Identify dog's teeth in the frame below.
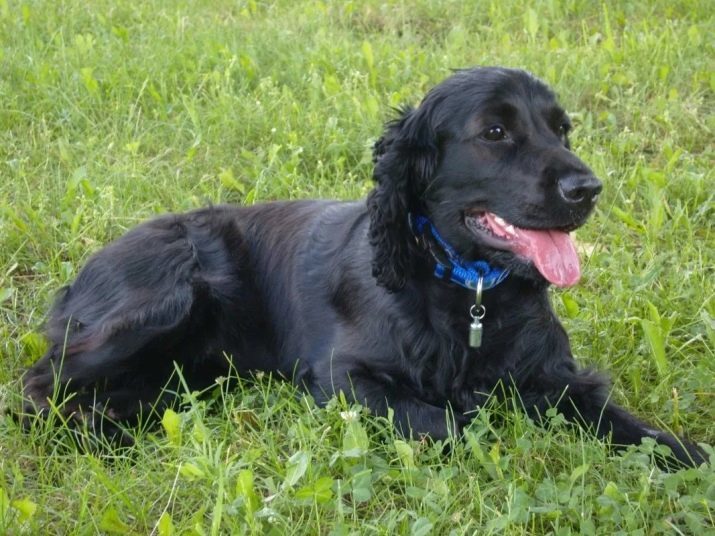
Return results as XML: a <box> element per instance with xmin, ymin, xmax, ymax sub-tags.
<box><xmin>493</xmin><ymin>215</ymin><xmax>506</xmax><ymax>226</ymax></box>
<box><xmin>505</xmin><ymin>225</ymin><xmax>516</xmax><ymax>235</ymax></box>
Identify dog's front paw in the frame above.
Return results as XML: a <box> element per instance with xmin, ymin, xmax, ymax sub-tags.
<box><xmin>652</xmin><ymin>432</ymin><xmax>708</xmax><ymax>470</ymax></box>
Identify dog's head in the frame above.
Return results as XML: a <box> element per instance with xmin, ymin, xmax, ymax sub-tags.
<box><xmin>368</xmin><ymin>67</ymin><xmax>601</xmax><ymax>291</ymax></box>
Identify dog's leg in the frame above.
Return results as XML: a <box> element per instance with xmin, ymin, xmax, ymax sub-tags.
<box><xmin>527</xmin><ymin>372</ymin><xmax>707</xmax><ymax>468</ymax></box>
<box><xmin>309</xmin><ymin>367</ymin><xmax>466</xmax><ymax>440</ymax></box>
<box><xmin>27</xmin><ymin>384</ymin><xmax>179</xmax><ymax>447</ymax></box>
<box><xmin>588</xmin><ymin>402</ymin><xmax>706</xmax><ymax>468</ymax></box>
<box><xmin>22</xmin><ymin>211</ymin><xmax>247</xmax><ymax>437</ymax></box>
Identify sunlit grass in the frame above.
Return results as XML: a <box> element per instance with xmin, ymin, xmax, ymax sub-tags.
<box><xmin>1</xmin><ymin>0</ymin><xmax>713</xmax><ymax>533</ymax></box>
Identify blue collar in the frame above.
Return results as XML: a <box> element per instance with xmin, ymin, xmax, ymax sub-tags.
<box><xmin>409</xmin><ymin>213</ymin><xmax>509</xmax><ymax>291</ymax></box>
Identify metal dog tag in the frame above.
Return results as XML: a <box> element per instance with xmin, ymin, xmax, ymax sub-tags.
<box><xmin>469</xmin><ymin>276</ymin><xmax>486</xmax><ymax>348</ymax></box>
<box><xmin>469</xmin><ymin>317</ymin><xmax>483</xmax><ymax>348</ymax></box>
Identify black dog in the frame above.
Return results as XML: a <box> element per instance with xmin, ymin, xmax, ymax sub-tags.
<box><xmin>22</xmin><ymin>67</ymin><xmax>705</xmax><ymax>466</ymax></box>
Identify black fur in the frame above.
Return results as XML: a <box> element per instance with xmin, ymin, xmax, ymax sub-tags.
<box><xmin>22</xmin><ymin>67</ymin><xmax>705</xmax><ymax>467</ymax></box>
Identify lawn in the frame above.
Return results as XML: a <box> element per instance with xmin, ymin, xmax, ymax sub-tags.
<box><xmin>1</xmin><ymin>0</ymin><xmax>713</xmax><ymax>533</ymax></box>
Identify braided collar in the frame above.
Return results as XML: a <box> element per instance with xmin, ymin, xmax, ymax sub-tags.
<box><xmin>409</xmin><ymin>213</ymin><xmax>509</xmax><ymax>291</ymax></box>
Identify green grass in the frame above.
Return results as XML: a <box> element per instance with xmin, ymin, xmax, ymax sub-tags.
<box><xmin>1</xmin><ymin>0</ymin><xmax>714</xmax><ymax>533</ymax></box>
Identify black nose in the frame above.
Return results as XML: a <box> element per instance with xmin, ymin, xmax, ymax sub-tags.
<box><xmin>557</xmin><ymin>175</ymin><xmax>603</xmax><ymax>204</ymax></box>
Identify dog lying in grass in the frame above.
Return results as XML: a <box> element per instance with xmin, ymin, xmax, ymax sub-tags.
<box><xmin>22</xmin><ymin>67</ymin><xmax>706</xmax><ymax>468</ymax></box>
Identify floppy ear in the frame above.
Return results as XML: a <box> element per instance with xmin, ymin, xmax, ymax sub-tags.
<box><xmin>367</xmin><ymin>104</ymin><xmax>439</xmax><ymax>291</ymax></box>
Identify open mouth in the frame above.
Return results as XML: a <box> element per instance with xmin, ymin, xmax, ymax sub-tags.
<box><xmin>464</xmin><ymin>211</ymin><xmax>581</xmax><ymax>288</ymax></box>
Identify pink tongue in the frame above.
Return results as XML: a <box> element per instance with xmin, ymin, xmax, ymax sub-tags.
<box><xmin>512</xmin><ymin>228</ymin><xmax>581</xmax><ymax>287</ymax></box>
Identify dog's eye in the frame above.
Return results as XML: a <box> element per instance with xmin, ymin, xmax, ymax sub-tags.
<box><xmin>558</xmin><ymin>123</ymin><xmax>571</xmax><ymax>138</ymax></box>
<box><xmin>482</xmin><ymin>125</ymin><xmax>507</xmax><ymax>141</ymax></box>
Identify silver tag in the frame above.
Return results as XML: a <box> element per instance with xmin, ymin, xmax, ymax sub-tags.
<box><xmin>469</xmin><ymin>276</ymin><xmax>486</xmax><ymax>349</ymax></box>
<box><xmin>469</xmin><ymin>318</ymin><xmax>483</xmax><ymax>348</ymax></box>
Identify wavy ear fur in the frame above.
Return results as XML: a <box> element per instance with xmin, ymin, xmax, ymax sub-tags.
<box><xmin>367</xmin><ymin>104</ymin><xmax>439</xmax><ymax>291</ymax></box>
